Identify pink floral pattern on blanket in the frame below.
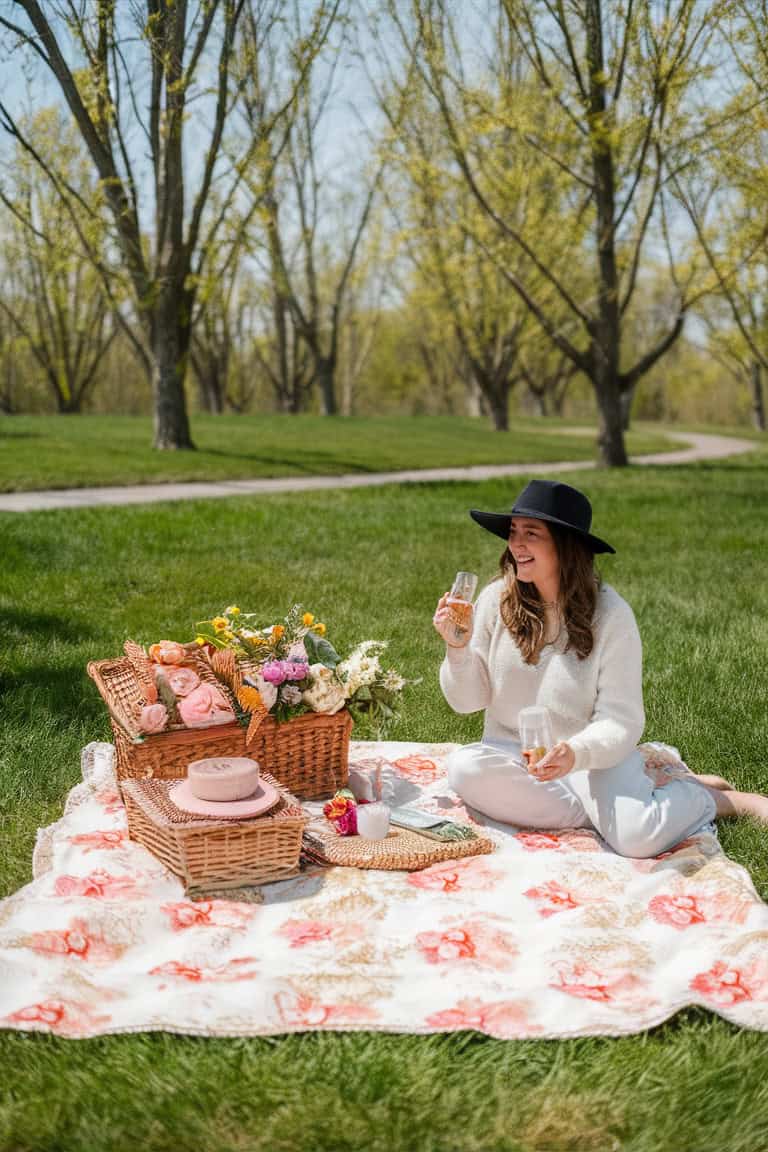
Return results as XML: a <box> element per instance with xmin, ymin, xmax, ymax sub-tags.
<box><xmin>22</xmin><ymin>917</ymin><xmax>122</xmax><ymax>964</ymax></box>
<box><xmin>1</xmin><ymin>739</ymin><xmax>767</xmax><ymax>1041</ymax></box>
<box><xmin>53</xmin><ymin>870</ymin><xmax>145</xmax><ymax>899</ymax></box>
<box><xmin>407</xmin><ymin>856</ymin><xmax>504</xmax><ymax>893</ymax></box>
<box><xmin>4</xmin><ymin>998</ymin><xmax>112</xmax><ymax>1037</ymax></box>
<box><xmin>391</xmin><ymin>754</ymin><xmax>446</xmax><ymax>785</ymax></box>
<box><xmin>416</xmin><ymin>918</ymin><xmax>516</xmax><ymax>969</ymax></box>
<box><xmin>150</xmin><ymin>957</ymin><xmax>259</xmax><ymax>984</ymax></box>
<box><xmin>425</xmin><ymin>997</ymin><xmax>542</xmax><ymax>1038</ymax></box>
<box><xmin>524</xmin><ymin>880</ymin><xmax>581</xmax><ymax>917</ymax></box>
<box><xmin>68</xmin><ymin>830</ymin><xmax>128</xmax><ymax>853</ymax></box>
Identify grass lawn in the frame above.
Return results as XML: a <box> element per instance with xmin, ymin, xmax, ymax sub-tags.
<box><xmin>0</xmin><ymin>413</ymin><xmax>683</xmax><ymax>492</ymax></box>
<box><xmin>2</xmin><ymin>450</ymin><xmax>768</xmax><ymax>1151</ymax></box>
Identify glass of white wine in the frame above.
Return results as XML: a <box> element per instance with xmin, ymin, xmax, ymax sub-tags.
<box><xmin>447</xmin><ymin>571</ymin><xmax>478</xmax><ymax>642</ymax></box>
<box><xmin>519</xmin><ymin>706</ymin><xmax>553</xmax><ymax>772</ymax></box>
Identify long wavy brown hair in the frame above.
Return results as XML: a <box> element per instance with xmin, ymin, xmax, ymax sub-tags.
<box><xmin>498</xmin><ymin>521</ymin><xmax>599</xmax><ymax>664</ymax></box>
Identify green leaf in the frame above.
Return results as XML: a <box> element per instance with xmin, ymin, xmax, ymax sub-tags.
<box><xmin>304</xmin><ymin>631</ymin><xmax>341</xmax><ymax>668</ymax></box>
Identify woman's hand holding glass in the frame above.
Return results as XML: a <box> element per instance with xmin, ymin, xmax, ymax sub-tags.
<box><xmin>527</xmin><ymin>741</ymin><xmax>575</xmax><ymax>781</ymax></box>
<box><xmin>433</xmin><ymin>591</ymin><xmax>474</xmax><ymax>648</ymax></box>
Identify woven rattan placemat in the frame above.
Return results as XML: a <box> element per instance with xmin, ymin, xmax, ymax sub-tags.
<box><xmin>122</xmin><ymin>773</ymin><xmax>304</xmax><ymax>827</ymax></box>
<box><xmin>302</xmin><ymin>817</ymin><xmax>495</xmax><ymax>871</ymax></box>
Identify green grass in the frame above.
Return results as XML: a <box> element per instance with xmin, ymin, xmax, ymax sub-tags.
<box><xmin>0</xmin><ymin>413</ymin><xmax>682</xmax><ymax>492</ymax></box>
<box><xmin>2</xmin><ymin>450</ymin><xmax>768</xmax><ymax>1151</ymax></box>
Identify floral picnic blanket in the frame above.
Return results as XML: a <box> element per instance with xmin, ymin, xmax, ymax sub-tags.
<box><xmin>1</xmin><ymin>741</ymin><xmax>767</xmax><ymax>1040</ymax></box>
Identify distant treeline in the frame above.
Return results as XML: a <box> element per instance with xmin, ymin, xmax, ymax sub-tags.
<box><xmin>0</xmin><ymin>1</ymin><xmax>766</xmax><ymax>460</ymax></box>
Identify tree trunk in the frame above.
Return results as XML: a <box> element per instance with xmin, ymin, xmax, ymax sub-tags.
<box><xmin>316</xmin><ymin>355</ymin><xmax>337</xmax><ymax>415</ymax></box>
<box><xmin>475</xmin><ymin>369</ymin><xmax>509</xmax><ymax>430</ymax></box>
<box><xmin>151</xmin><ymin>293</ymin><xmax>194</xmax><ymax>449</ymax></box>
<box><xmin>619</xmin><ymin>383</ymin><xmax>634</xmax><ymax>431</ymax></box>
<box><xmin>586</xmin><ymin>0</ymin><xmax>628</xmax><ymax>468</ymax></box>
<box><xmin>595</xmin><ymin>367</ymin><xmax>628</xmax><ymax>465</ymax></box>
<box><xmin>751</xmin><ymin>360</ymin><xmax>766</xmax><ymax>432</ymax></box>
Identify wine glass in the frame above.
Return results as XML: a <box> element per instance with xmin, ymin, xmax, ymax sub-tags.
<box><xmin>447</xmin><ymin>571</ymin><xmax>478</xmax><ymax>641</ymax></box>
<box><xmin>519</xmin><ymin>706</ymin><xmax>553</xmax><ymax>771</ymax></box>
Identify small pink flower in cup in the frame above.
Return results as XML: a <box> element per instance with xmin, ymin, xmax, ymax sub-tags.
<box><xmin>177</xmin><ymin>683</ymin><xmax>235</xmax><ymax>728</ymax></box>
<box><xmin>164</xmin><ymin>666</ymin><xmax>200</xmax><ymax>697</ymax></box>
<box><xmin>139</xmin><ymin>702</ymin><xmax>168</xmax><ymax>734</ymax></box>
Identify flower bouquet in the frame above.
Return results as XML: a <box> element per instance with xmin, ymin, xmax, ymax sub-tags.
<box><xmin>193</xmin><ymin>604</ymin><xmax>413</xmax><ymax>739</ymax></box>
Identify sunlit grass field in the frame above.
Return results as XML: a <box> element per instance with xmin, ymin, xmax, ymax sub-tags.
<box><xmin>1</xmin><ymin>449</ymin><xmax>768</xmax><ymax>1151</ymax></box>
<box><xmin>0</xmin><ymin>412</ymin><xmax>682</xmax><ymax>492</ymax></box>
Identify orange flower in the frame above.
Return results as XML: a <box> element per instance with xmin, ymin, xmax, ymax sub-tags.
<box><xmin>302</xmin><ymin>612</ymin><xmax>315</xmax><ymax>626</ymax></box>
<box><xmin>313</xmin><ymin>622</ymin><xmax>326</xmax><ymax>636</ymax></box>
<box><xmin>148</xmin><ymin>641</ymin><xmax>186</xmax><ymax>665</ymax></box>
<box><xmin>272</xmin><ymin>625</ymin><xmax>285</xmax><ymax>641</ymax></box>
<box><xmin>323</xmin><ymin>794</ymin><xmax>352</xmax><ymax>820</ymax></box>
<box><xmin>237</xmin><ymin>686</ymin><xmax>264</xmax><ymax>713</ymax></box>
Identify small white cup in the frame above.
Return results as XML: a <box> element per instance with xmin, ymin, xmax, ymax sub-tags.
<box><xmin>356</xmin><ymin>801</ymin><xmax>391</xmax><ymax>840</ymax></box>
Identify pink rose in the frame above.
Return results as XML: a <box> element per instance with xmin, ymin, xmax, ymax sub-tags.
<box><xmin>177</xmin><ymin>683</ymin><xmax>235</xmax><ymax>728</ymax></box>
<box><xmin>262</xmin><ymin>661</ymin><xmax>287</xmax><ymax>685</ymax></box>
<box><xmin>287</xmin><ymin>641</ymin><xmax>308</xmax><ymax>663</ymax></box>
<box><xmin>284</xmin><ymin>660</ymin><xmax>309</xmax><ymax>681</ymax></box>
<box><xmin>139</xmin><ymin>703</ymin><xmax>168</xmax><ymax>734</ymax></box>
<box><xmin>164</xmin><ymin>666</ymin><xmax>200</xmax><ymax>697</ymax></box>
<box><xmin>334</xmin><ymin>807</ymin><xmax>358</xmax><ymax>836</ymax></box>
<box><xmin>148</xmin><ymin>641</ymin><xmax>187</xmax><ymax>665</ymax></box>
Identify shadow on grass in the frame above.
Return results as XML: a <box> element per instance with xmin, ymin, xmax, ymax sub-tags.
<box><xmin>1</xmin><ymin>662</ymin><xmax>102</xmax><ymax>726</ymax></box>
<box><xmin>200</xmin><ymin>448</ymin><xmax>384</xmax><ymax>474</ymax></box>
<box><xmin>0</xmin><ymin>606</ymin><xmax>88</xmax><ymax>646</ymax></box>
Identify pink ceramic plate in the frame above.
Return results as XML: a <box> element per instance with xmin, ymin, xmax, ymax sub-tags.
<box><xmin>168</xmin><ymin>777</ymin><xmax>280</xmax><ymax>820</ymax></box>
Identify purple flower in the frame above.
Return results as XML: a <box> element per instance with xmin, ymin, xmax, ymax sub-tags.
<box><xmin>262</xmin><ymin>661</ymin><xmax>288</xmax><ymax>685</ymax></box>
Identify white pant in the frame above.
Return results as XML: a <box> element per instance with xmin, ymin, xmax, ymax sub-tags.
<box><xmin>445</xmin><ymin>740</ymin><xmax>718</xmax><ymax>859</ymax></box>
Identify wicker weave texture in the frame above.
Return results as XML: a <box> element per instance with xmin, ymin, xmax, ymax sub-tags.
<box><xmin>123</xmin><ymin>774</ymin><xmax>307</xmax><ymax>893</ymax></box>
<box><xmin>87</xmin><ymin>656</ymin><xmax>352</xmax><ymax>798</ymax></box>
<box><xmin>303</xmin><ymin>820</ymin><xmax>495</xmax><ymax>871</ymax></box>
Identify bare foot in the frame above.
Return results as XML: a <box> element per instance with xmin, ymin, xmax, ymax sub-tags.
<box><xmin>707</xmin><ymin>787</ymin><xmax>768</xmax><ymax>822</ymax></box>
<box><xmin>693</xmin><ymin>773</ymin><xmax>735</xmax><ymax>791</ymax></box>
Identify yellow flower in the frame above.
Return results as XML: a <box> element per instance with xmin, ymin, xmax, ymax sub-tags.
<box><xmin>212</xmin><ymin>616</ymin><xmax>228</xmax><ymax>633</ymax></box>
<box><xmin>272</xmin><ymin>625</ymin><xmax>285</xmax><ymax>641</ymax></box>
<box><xmin>225</xmin><ymin>605</ymin><xmax>241</xmax><ymax>615</ymax></box>
<box><xmin>302</xmin><ymin>612</ymin><xmax>315</xmax><ymax>626</ymax></box>
<box><xmin>222</xmin><ymin>630</ymin><xmax>235</xmax><ymax>641</ymax></box>
<box><xmin>313</xmin><ymin>622</ymin><xmax>326</xmax><ymax>636</ymax></box>
<box><xmin>195</xmin><ymin>635</ymin><xmax>206</xmax><ymax>646</ymax></box>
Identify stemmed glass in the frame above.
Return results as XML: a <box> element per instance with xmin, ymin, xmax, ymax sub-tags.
<box><xmin>447</xmin><ymin>571</ymin><xmax>478</xmax><ymax>643</ymax></box>
<box><xmin>519</xmin><ymin>706</ymin><xmax>553</xmax><ymax>771</ymax></box>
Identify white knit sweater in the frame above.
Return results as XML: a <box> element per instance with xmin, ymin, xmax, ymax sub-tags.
<box><xmin>439</xmin><ymin>580</ymin><xmax>645</xmax><ymax>773</ymax></box>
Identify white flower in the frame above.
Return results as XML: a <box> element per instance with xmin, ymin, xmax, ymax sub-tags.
<box><xmin>254</xmin><ymin>675</ymin><xmax>277</xmax><ymax>711</ymax></box>
<box><xmin>301</xmin><ymin>663</ymin><xmax>346</xmax><ymax>714</ymax></box>
<box><xmin>383</xmin><ymin>669</ymin><xmax>405</xmax><ymax>692</ymax></box>
<box><xmin>281</xmin><ymin>684</ymin><xmax>302</xmax><ymax>706</ymax></box>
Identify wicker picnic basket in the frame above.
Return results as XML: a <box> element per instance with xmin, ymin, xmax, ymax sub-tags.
<box><xmin>87</xmin><ymin>649</ymin><xmax>352</xmax><ymax>799</ymax></box>
<box><xmin>122</xmin><ymin>773</ymin><xmax>307</xmax><ymax>896</ymax></box>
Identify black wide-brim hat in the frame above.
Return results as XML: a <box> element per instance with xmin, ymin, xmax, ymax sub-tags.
<box><xmin>470</xmin><ymin>479</ymin><xmax>615</xmax><ymax>554</ymax></box>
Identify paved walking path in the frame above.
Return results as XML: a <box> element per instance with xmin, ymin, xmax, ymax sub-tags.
<box><xmin>0</xmin><ymin>431</ymin><xmax>755</xmax><ymax>512</ymax></box>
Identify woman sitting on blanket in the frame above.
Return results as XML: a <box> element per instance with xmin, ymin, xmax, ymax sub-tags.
<box><xmin>433</xmin><ymin>478</ymin><xmax>768</xmax><ymax>858</ymax></box>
